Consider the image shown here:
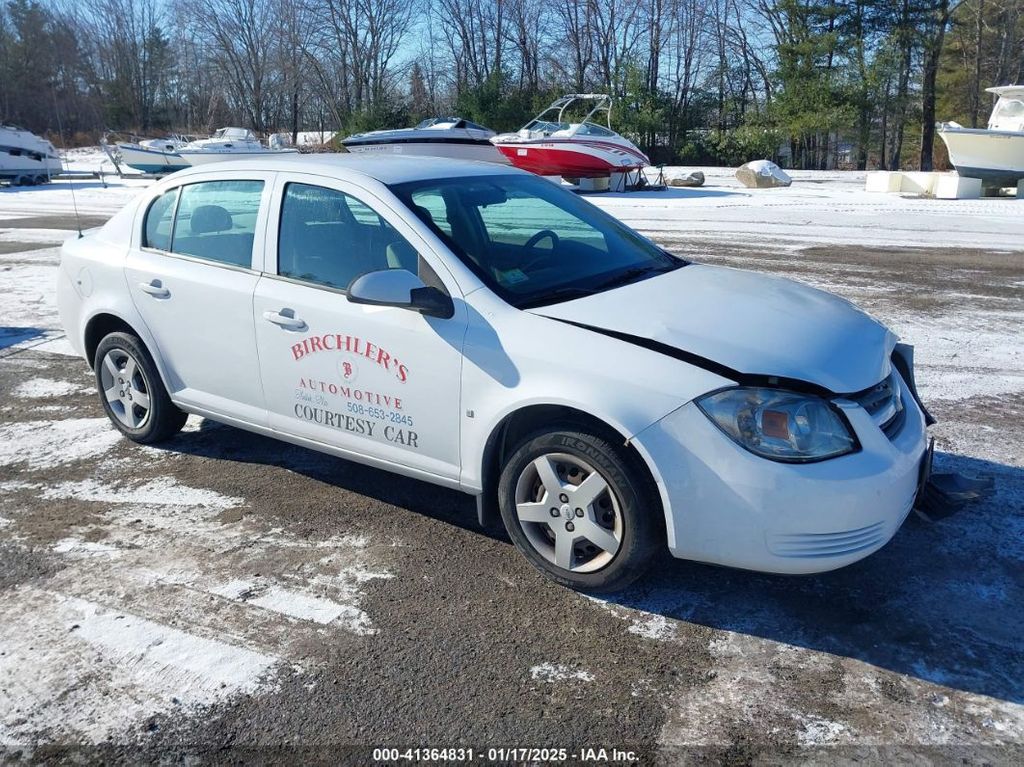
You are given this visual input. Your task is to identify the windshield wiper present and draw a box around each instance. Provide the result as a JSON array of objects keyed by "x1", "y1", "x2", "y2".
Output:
[
  {"x1": 517, "y1": 286, "x2": 598, "y2": 309},
  {"x1": 591, "y1": 263, "x2": 675, "y2": 292}
]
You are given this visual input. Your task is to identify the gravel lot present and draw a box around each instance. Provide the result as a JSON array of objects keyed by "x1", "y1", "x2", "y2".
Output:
[{"x1": 1, "y1": 172, "x2": 1022, "y2": 762}]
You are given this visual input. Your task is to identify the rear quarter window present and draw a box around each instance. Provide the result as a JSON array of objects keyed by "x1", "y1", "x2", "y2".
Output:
[{"x1": 143, "y1": 188, "x2": 179, "y2": 251}]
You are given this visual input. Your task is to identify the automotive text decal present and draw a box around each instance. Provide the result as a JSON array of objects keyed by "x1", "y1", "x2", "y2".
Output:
[{"x1": 290, "y1": 332, "x2": 418, "y2": 449}]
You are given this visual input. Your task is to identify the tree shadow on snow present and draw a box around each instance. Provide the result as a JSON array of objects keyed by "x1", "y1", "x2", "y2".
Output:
[
  {"x1": 152, "y1": 421, "x2": 1023, "y2": 704},
  {"x1": 0, "y1": 326, "x2": 45, "y2": 350}
]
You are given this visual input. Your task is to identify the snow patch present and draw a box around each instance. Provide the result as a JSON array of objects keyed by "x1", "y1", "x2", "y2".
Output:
[
  {"x1": 13, "y1": 377, "x2": 80, "y2": 398},
  {"x1": 627, "y1": 613, "x2": 677, "y2": 641},
  {"x1": 0, "y1": 228, "x2": 74, "y2": 244},
  {"x1": 585, "y1": 594, "x2": 680, "y2": 641},
  {"x1": 31, "y1": 336, "x2": 79, "y2": 357},
  {"x1": 0, "y1": 587, "x2": 277, "y2": 743},
  {"x1": 530, "y1": 663, "x2": 595, "y2": 683},
  {"x1": 52, "y1": 538, "x2": 121, "y2": 558},
  {"x1": 795, "y1": 714, "x2": 850, "y2": 745},
  {"x1": 209, "y1": 579, "x2": 368, "y2": 629},
  {"x1": 40, "y1": 476, "x2": 244, "y2": 510},
  {"x1": 0, "y1": 418, "x2": 121, "y2": 469}
]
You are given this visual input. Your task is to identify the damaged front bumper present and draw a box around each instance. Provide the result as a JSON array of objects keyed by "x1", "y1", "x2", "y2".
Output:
[
  {"x1": 636, "y1": 342, "x2": 993, "y2": 574},
  {"x1": 895, "y1": 344, "x2": 995, "y2": 522}
]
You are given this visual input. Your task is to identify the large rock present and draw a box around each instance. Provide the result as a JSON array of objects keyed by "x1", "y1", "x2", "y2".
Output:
[
  {"x1": 666, "y1": 170, "x2": 705, "y2": 188},
  {"x1": 735, "y1": 160, "x2": 792, "y2": 189}
]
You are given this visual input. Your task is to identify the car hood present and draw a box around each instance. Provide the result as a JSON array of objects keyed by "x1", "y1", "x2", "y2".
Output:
[{"x1": 529, "y1": 263, "x2": 896, "y2": 394}]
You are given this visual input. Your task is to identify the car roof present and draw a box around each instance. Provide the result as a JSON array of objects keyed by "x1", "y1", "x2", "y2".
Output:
[{"x1": 166, "y1": 153, "x2": 524, "y2": 185}]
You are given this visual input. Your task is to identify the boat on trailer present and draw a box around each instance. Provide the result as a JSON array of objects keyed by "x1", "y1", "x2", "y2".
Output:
[
  {"x1": 115, "y1": 127, "x2": 296, "y2": 174},
  {"x1": 0, "y1": 126, "x2": 63, "y2": 185},
  {"x1": 342, "y1": 117, "x2": 509, "y2": 164},
  {"x1": 938, "y1": 85, "x2": 1024, "y2": 188},
  {"x1": 490, "y1": 94, "x2": 649, "y2": 179}
]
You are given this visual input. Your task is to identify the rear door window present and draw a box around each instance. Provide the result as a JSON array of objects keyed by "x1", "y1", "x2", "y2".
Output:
[{"x1": 170, "y1": 180, "x2": 264, "y2": 268}]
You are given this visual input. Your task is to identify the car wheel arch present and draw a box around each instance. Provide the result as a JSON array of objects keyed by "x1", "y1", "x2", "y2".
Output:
[
  {"x1": 476, "y1": 403, "x2": 664, "y2": 536},
  {"x1": 84, "y1": 312, "x2": 140, "y2": 368}
]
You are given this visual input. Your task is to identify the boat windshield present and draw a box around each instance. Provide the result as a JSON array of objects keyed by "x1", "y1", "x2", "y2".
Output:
[
  {"x1": 575, "y1": 122, "x2": 616, "y2": 137},
  {"x1": 390, "y1": 174, "x2": 684, "y2": 309},
  {"x1": 992, "y1": 98, "x2": 1024, "y2": 122},
  {"x1": 525, "y1": 120, "x2": 570, "y2": 135},
  {"x1": 415, "y1": 118, "x2": 460, "y2": 130}
]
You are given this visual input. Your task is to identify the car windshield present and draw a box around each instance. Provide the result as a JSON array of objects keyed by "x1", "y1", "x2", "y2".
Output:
[{"x1": 389, "y1": 174, "x2": 685, "y2": 309}]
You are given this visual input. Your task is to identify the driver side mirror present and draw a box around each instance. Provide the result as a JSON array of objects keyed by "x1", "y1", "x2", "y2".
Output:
[{"x1": 347, "y1": 269, "x2": 455, "y2": 319}]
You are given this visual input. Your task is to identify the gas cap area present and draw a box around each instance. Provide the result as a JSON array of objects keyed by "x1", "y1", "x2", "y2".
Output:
[{"x1": 75, "y1": 267, "x2": 94, "y2": 297}]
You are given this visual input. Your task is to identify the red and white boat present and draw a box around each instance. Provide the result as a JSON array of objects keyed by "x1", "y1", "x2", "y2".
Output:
[{"x1": 490, "y1": 94, "x2": 649, "y2": 178}]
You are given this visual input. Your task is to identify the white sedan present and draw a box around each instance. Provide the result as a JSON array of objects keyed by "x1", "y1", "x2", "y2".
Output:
[{"x1": 58, "y1": 155, "x2": 932, "y2": 591}]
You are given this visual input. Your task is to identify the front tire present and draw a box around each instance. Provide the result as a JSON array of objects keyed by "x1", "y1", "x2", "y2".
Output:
[
  {"x1": 94, "y1": 331, "x2": 186, "y2": 443},
  {"x1": 498, "y1": 427, "x2": 661, "y2": 592}
]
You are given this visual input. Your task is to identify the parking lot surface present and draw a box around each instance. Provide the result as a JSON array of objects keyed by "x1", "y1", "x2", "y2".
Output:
[{"x1": 1, "y1": 176, "x2": 1022, "y2": 761}]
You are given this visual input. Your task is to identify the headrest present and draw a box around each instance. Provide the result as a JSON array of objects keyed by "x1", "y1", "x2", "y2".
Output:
[
  {"x1": 190, "y1": 205, "x2": 233, "y2": 235},
  {"x1": 386, "y1": 240, "x2": 418, "y2": 271}
]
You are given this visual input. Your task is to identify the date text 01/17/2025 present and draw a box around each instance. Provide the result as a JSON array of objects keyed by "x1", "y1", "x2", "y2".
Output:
[{"x1": 370, "y1": 746, "x2": 639, "y2": 762}]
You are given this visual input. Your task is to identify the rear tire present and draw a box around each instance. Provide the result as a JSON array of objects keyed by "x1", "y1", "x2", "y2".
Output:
[
  {"x1": 498, "y1": 426, "x2": 661, "y2": 593},
  {"x1": 94, "y1": 331, "x2": 187, "y2": 443}
]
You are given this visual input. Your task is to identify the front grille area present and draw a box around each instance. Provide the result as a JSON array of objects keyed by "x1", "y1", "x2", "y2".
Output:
[
  {"x1": 768, "y1": 521, "x2": 887, "y2": 558},
  {"x1": 847, "y1": 372, "x2": 904, "y2": 437}
]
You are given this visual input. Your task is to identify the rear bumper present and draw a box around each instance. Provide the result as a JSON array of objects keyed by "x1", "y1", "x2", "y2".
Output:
[{"x1": 634, "y1": 372, "x2": 928, "y2": 574}]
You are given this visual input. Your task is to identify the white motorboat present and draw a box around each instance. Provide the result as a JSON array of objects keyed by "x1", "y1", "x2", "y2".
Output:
[
  {"x1": 176, "y1": 127, "x2": 297, "y2": 166},
  {"x1": 342, "y1": 117, "x2": 509, "y2": 164},
  {"x1": 115, "y1": 128, "x2": 295, "y2": 173},
  {"x1": 114, "y1": 135, "x2": 191, "y2": 174},
  {"x1": 0, "y1": 125, "x2": 63, "y2": 185},
  {"x1": 490, "y1": 94, "x2": 649, "y2": 178},
  {"x1": 938, "y1": 85, "x2": 1024, "y2": 187}
]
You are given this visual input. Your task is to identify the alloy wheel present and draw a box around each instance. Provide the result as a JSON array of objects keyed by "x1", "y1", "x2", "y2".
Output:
[
  {"x1": 99, "y1": 348, "x2": 152, "y2": 429},
  {"x1": 513, "y1": 452, "x2": 623, "y2": 573}
]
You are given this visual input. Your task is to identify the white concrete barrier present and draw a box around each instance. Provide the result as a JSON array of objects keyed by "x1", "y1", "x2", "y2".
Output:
[
  {"x1": 865, "y1": 171, "x2": 902, "y2": 193},
  {"x1": 865, "y1": 171, "x2": 982, "y2": 199}
]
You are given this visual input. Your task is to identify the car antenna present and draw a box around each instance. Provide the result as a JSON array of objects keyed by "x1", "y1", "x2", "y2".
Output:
[{"x1": 51, "y1": 87, "x2": 82, "y2": 238}]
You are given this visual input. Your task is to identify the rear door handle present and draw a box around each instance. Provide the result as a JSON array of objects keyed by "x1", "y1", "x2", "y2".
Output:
[
  {"x1": 262, "y1": 310, "x2": 306, "y2": 331},
  {"x1": 138, "y1": 280, "x2": 170, "y2": 298}
]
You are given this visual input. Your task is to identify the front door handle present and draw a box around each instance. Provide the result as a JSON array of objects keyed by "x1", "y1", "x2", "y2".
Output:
[
  {"x1": 138, "y1": 280, "x2": 170, "y2": 298},
  {"x1": 262, "y1": 310, "x2": 306, "y2": 331}
]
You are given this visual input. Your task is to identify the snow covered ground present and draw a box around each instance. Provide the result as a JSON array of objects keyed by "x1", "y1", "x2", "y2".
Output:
[{"x1": 0, "y1": 158, "x2": 1022, "y2": 754}]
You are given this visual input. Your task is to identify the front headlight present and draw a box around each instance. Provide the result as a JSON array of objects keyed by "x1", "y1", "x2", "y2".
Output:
[{"x1": 696, "y1": 387, "x2": 857, "y2": 463}]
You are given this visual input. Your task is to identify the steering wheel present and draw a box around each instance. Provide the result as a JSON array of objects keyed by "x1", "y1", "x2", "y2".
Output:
[
  {"x1": 524, "y1": 229, "x2": 560, "y2": 251},
  {"x1": 516, "y1": 229, "x2": 560, "y2": 271}
]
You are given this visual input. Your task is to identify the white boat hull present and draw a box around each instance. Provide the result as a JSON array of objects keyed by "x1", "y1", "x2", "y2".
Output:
[
  {"x1": 344, "y1": 140, "x2": 509, "y2": 164},
  {"x1": 938, "y1": 127, "x2": 1024, "y2": 187},
  {"x1": 1, "y1": 127, "x2": 63, "y2": 181},
  {"x1": 116, "y1": 144, "x2": 189, "y2": 173},
  {"x1": 0, "y1": 153, "x2": 62, "y2": 180}
]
